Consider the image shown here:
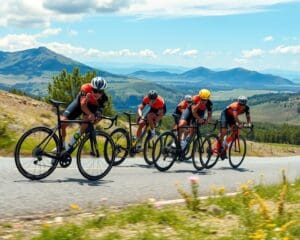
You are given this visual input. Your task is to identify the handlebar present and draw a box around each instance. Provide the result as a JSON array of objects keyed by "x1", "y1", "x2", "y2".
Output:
[{"x1": 100, "y1": 115, "x2": 118, "y2": 129}]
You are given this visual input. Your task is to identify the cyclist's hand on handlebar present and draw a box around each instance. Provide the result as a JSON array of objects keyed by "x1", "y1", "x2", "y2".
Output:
[
  {"x1": 197, "y1": 118, "x2": 206, "y2": 125},
  {"x1": 245, "y1": 122, "x2": 252, "y2": 128},
  {"x1": 87, "y1": 113, "x2": 96, "y2": 122}
]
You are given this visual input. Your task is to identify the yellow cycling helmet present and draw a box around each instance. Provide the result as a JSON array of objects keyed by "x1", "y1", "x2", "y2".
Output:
[{"x1": 198, "y1": 89, "x2": 211, "y2": 100}]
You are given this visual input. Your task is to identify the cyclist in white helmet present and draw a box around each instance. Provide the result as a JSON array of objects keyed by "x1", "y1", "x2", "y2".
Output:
[{"x1": 60, "y1": 76, "x2": 108, "y2": 150}]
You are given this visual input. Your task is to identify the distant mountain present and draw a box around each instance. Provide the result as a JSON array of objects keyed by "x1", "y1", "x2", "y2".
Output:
[
  {"x1": 0, "y1": 47, "x2": 181, "y2": 111},
  {"x1": 129, "y1": 67, "x2": 298, "y2": 91},
  {"x1": 0, "y1": 47, "x2": 116, "y2": 78}
]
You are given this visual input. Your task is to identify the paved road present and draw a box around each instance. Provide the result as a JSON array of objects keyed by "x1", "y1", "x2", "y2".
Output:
[{"x1": 0, "y1": 156, "x2": 299, "y2": 218}]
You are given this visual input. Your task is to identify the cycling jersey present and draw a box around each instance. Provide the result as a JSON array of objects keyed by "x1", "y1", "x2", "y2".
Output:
[
  {"x1": 220, "y1": 102, "x2": 250, "y2": 128},
  {"x1": 191, "y1": 95, "x2": 213, "y2": 112},
  {"x1": 175, "y1": 100, "x2": 190, "y2": 115},
  {"x1": 142, "y1": 95, "x2": 165, "y2": 109},
  {"x1": 225, "y1": 102, "x2": 249, "y2": 116},
  {"x1": 63, "y1": 83, "x2": 108, "y2": 119}
]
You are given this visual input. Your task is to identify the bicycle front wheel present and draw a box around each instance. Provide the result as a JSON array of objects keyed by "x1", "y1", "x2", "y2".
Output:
[
  {"x1": 191, "y1": 138, "x2": 205, "y2": 171},
  {"x1": 77, "y1": 131, "x2": 115, "y2": 180},
  {"x1": 110, "y1": 128, "x2": 130, "y2": 166},
  {"x1": 229, "y1": 136, "x2": 246, "y2": 168},
  {"x1": 201, "y1": 134, "x2": 219, "y2": 169},
  {"x1": 153, "y1": 131, "x2": 177, "y2": 172},
  {"x1": 14, "y1": 126, "x2": 60, "y2": 180},
  {"x1": 143, "y1": 132, "x2": 159, "y2": 165}
]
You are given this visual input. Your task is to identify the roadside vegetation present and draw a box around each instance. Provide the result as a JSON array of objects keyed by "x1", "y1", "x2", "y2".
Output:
[{"x1": 0, "y1": 171, "x2": 299, "y2": 240}]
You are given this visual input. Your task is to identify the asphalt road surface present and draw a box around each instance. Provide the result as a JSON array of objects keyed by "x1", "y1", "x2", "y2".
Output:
[{"x1": 0, "y1": 156, "x2": 299, "y2": 219}]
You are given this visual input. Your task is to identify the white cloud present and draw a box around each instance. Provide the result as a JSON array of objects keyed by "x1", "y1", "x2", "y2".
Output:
[
  {"x1": 0, "y1": 0, "x2": 296, "y2": 28},
  {"x1": 163, "y1": 48, "x2": 181, "y2": 55},
  {"x1": 0, "y1": 34, "x2": 38, "y2": 51},
  {"x1": 242, "y1": 48, "x2": 264, "y2": 58},
  {"x1": 182, "y1": 49, "x2": 199, "y2": 57},
  {"x1": 263, "y1": 35, "x2": 273, "y2": 42},
  {"x1": 270, "y1": 45, "x2": 300, "y2": 54}
]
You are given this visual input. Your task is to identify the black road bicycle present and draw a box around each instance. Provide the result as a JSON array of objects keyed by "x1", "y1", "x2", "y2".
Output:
[
  {"x1": 14, "y1": 99, "x2": 116, "y2": 181},
  {"x1": 110, "y1": 112, "x2": 160, "y2": 166},
  {"x1": 152, "y1": 120, "x2": 218, "y2": 172}
]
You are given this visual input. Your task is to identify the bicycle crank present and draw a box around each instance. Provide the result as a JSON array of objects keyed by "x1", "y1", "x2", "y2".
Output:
[{"x1": 59, "y1": 153, "x2": 72, "y2": 168}]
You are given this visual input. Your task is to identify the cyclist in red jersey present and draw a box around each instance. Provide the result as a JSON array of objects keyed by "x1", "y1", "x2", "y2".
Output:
[
  {"x1": 173, "y1": 95, "x2": 192, "y2": 126},
  {"x1": 136, "y1": 90, "x2": 166, "y2": 145},
  {"x1": 218, "y1": 96, "x2": 252, "y2": 158},
  {"x1": 177, "y1": 89, "x2": 213, "y2": 149},
  {"x1": 60, "y1": 76, "x2": 108, "y2": 150}
]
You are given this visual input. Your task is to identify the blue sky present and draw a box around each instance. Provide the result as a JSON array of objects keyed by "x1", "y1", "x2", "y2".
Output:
[{"x1": 0, "y1": 0, "x2": 300, "y2": 71}]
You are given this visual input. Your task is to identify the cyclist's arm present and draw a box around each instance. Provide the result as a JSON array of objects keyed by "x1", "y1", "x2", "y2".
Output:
[
  {"x1": 191, "y1": 104, "x2": 203, "y2": 122},
  {"x1": 206, "y1": 110, "x2": 212, "y2": 123},
  {"x1": 80, "y1": 95, "x2": 93, "y2": 115},
  {"x1": 232, "y1": 110, "x2": 242, "y2": 125},
  {"x1": 137, "y1": 103, "x2": 145, "y2": 118}
]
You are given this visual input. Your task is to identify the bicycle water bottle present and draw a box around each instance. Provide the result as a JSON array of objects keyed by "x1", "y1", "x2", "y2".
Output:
[{"x1": 66, "y1": 131, "x2": 81, "y2": 151}]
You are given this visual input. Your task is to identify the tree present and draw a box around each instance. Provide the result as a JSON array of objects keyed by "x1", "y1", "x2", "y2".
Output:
[{"x1": 47, "y1": 68, "x2": 114, "y2": 115}]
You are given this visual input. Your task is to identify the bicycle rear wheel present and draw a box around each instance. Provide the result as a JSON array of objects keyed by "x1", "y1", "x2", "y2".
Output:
[
  {"x1": 229, "y1": 136, "x2": 246, "y2": 168},
  {"x1": 200, "y1": 134, "x2": 219, "y2": 169},
  {"x1": 77, "y1": 131, "x2": 115, "y2": 180},
  {"x1": 14, "y1": 126, "x2": 60, "y2": 180},
  {"x1": 110, "y1": 128, "x2": 130, "y2": 166},
  {"x1": 143, "y1": 132, "x2": 159, "y2": 165},
  {"x1": 153, "y1": 131, "x2": 177, "y2": 172}
]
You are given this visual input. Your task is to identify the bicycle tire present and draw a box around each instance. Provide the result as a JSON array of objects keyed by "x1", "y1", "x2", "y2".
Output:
[
  {"x1": 191, "y1": 137, "x2": 205, "y2": 171},
  {"x1": 14, "y1": 126, "x2": 60, "y2": 180},
  {"x1": 229, "y1": 135, "x2": 246, "y2": 169},
  {"x1": 153, "y1": 131, "x2": 177, "y2": 172},
  {"x1": 201, "y1": 134, "x2": 219, "y2": 169},
  {"x1": 110, "y1": 128, "x2": 130, "y2": 166},
  {"x1": 77, "y1": 131, "x2": 115, "y2": 180},
  {"x1": 143, "y1": 132, "x2": 159, "y2": 166}
]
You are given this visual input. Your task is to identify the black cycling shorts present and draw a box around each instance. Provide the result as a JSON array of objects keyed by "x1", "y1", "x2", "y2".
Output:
[
  {"x1": 220, "y1": 110, "x2": 235, "y2": 129},
  {"x1": 180, "y1": 108, "x2": 205, "y2": 125},
  {"x1": 63, "y1": 96, "x2": 98, "y2": 120}
]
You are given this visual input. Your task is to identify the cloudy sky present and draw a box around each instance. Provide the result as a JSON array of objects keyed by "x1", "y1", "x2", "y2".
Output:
[{"x1": 0, "y1": 0, "x2": 299, "y2": 71}]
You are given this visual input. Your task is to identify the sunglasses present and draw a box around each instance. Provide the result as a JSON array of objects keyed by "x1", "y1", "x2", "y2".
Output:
[{"x1": 92, "y1": 89, "x2": 104, "y2": 94}]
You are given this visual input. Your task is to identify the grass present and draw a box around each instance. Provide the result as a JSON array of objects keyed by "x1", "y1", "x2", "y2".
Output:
[{"x1": 1, "y1": 172, "x2": 299, "y2": 240}]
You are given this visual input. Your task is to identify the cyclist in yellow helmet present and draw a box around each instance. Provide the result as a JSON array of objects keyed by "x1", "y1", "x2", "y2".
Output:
[{"x1": 177, "y1": 89, "x2": 213, "y2": 149}]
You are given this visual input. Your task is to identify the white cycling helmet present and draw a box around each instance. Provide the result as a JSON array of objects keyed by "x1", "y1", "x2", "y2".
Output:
[
  {"x1": 184, "y1": 95, "x2": 192, "y2": 103},
  {"x1": 91, "y1": 76, "x2": 107, "y2": 90},
  {"x1": 238, "y1": 96, "x2": 247, "y2": 105}
]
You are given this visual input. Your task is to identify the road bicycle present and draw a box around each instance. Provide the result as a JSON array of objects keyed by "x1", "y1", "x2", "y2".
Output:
[
  {"x1": 152, "y1": 119, "x2": 218, "y2": 172},
  {"x1": 203, "y1": 122, "x2": 254, "y2": 169},
  {"x1": 109, "y1": 112, "x2": 161, "y2": 166},
  {"x1": 14, "y1": 99, "x2": 116, "y2": 181}
]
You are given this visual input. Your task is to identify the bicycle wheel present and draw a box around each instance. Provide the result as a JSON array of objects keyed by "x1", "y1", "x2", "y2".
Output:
[
  {"x1": 77, "y1": 131, "x2": 115, "y2": 180},
  {"x1": 201, "y1": 134, "x2": 219, "y2": 169},
  {"x1": 229, "y1": 136, "x2": 246, "y2": 168},
  {"x1": 110, "y1": 128, "x2": 130, "y2": 166},
  {"x1": 14, "y1": 126, "x2": 60, "y2": 180},
  {"x1": 183, "y1": 140, "x2": 193, "y2": 161},
  {"x1": 143, "y1": 132, "x2": 159, "y2": 165},
  {"x1": 153, "y1": 131, "x2": 177, "y2": 172},
  {"x1": 191, "y1": 138, "x2": 205, "y2": 171}
]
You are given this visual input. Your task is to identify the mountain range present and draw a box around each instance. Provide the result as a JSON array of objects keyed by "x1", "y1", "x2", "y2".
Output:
[{"x1": 0, "y1": 46, "x2": 299, "y2": 111}]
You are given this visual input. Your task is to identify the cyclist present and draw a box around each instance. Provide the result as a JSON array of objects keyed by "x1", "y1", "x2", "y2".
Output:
[
  {"x1": 177, "y1": 89, "x2": 213, "y2": 149},
  {"x1": 136, "y1": 90, "x2": 166, "y2": 148},
  {"x1": 60, "y1": 76, "x2": 108, "y2": 150},
  {"x1": 217, "y1": 95, "x2": 252, "y2": 159},
  {"x1": 173, "y1": 95, "x2": 193, "y2": 124}
]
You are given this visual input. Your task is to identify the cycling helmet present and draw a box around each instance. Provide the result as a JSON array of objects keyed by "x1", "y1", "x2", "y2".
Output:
[
  {"x1": 238, "y1": 96, "x2": 247, "y2": 105},
  {"x1": 184, "y1": 95, "x2": 192, "y2": 103},
  {"x1": 91, "y1": 76, "x2": 107, "y2": 90},
  {"x1": 148, "y1": 90, "x2": 158, "y2": 100},
  {"x1": 198, "y1": 89, "x2": 211, "y2": 100}
]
